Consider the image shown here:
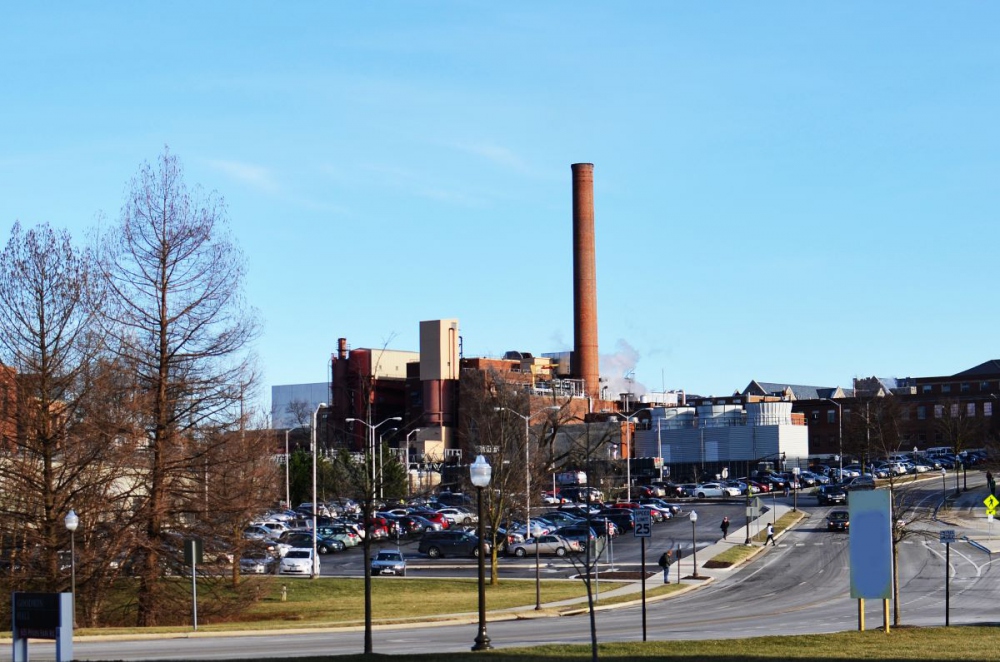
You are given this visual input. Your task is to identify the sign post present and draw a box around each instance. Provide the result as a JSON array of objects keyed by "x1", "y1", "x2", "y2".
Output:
[
  {"x1": 984, "y1": 495, "x2": 997, "y2": 541},
  {"x1": 940, "y1": 529, "x2": 956, "y2": 626},
  {"x1": 634, "y1": 508, "x2": 652, "y2": 642},
  {"x1": 185, "y1": 538, "x2": 203, "y2": 631},
  {"x1": 12, "y1": 592, "x2": 73, "y2": 662}
]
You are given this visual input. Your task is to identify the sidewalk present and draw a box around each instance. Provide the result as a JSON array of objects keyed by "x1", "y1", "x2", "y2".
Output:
[{"x1": 935, "y1": 473, "x2": 1000, "y2": 553}]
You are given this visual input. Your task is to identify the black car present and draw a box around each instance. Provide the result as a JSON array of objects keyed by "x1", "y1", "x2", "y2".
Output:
[
  {"x1": 827, "y1": 510, "x2": 850, "y2": 531},
  {"x1": 417, "y1": 530, "x2": 488, "y2": 558},
  {"x1": 595, "y1": 509, "x2": 634, "y2": 532},
  {"x1": 276, "y1": 531, "x2": 345, "y2": 555},
  {"x1": 816, "y1": 485, "x2": 847, "y2": 506}
]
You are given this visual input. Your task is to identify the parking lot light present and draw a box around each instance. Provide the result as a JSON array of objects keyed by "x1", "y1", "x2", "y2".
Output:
[{"x1": 470, "y1": 455, "x2": 493, "y2": 651}]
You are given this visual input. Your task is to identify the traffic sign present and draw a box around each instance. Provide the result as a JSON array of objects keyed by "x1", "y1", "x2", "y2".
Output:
[
  {"x1": 985, "y1": 495, "x2": 998, "y2": 510},
  {"x1": 634, "y1": 509, "x2": 652, "y2": 538},
  {"x1": 940, "y1": 530, "x2": 956, "y2": 544}
]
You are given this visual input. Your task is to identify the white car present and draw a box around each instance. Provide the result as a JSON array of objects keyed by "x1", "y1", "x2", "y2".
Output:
[
  {"x1": 279, "y1": 548, "x2": 314, "y2": 575},
  {"x1": 694, "y1": 482, "x2": 741, "y2": 498},
  {"x1": 436, "y1": 507, "x2": 476, "y2": 525}
]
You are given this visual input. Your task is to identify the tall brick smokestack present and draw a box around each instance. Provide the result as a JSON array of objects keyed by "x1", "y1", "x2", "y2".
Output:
[{"x1": 572, "y1": 163, "x2": 600, "y2": 400}]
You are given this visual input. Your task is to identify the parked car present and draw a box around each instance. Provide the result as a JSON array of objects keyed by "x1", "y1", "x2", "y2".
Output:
[
  {"x1": 417, "y1": 531, "x2": 488, "y2": 558},
  {"x1": 541, "y1": 491, "x2": 569, "y2": 505},
  {"x1": 693, "y1": 482, "x2": 741, "y2": 498},
  {"x1": 541, "y1": 510, "x2": 586, "y2": 528},
  {"x1": 637, "y1": 498, "x2": 681, "y2": 515},
  {"x1": 397, "y1": 515, "x2": 443, "y2": 535},
  {"x1": 240, "y1": 549, "x2": 278, "y2": 575},
  {"x1": 316, "y1": 525, "x2": 361, "y2": 547},
  {"x1": 370, "y1": 549, "x2": 407, "y2": 576},
  {"x1": 556, "y1": 524, "x2": 599, "y2": 544},
  {"x1": 827, "y1": 510, "x2": 850, "y2": 532},
  {"x1": 609, "y1": 502, "x2": 664, "y2": 522},
  {"x1": 409, "y1": 510, "x2": 451, "y2": 529},
  {"x1": 816, "y1": 485, "x2": 847, "y2": 506},
  {"x1": 278, "y1": 548, "x2": 314, "y2": 574},
  {"x1": 276, "y1": 531, "x2": 345, "y2": 556},
  {"x1": 436, "y1": 507, "x2": 477, "y2": 525},
  {"x1": 510, "y1": 534, "x2": 581, "y2": 557}
]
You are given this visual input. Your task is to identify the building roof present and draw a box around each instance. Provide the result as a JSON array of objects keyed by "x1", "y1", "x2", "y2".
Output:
[
  {"x1": 952, "y1": 360, "x2": 1000, "y2": 377},
  {"x1": 742, "y1": 380, "x2": 850, "y2": 401}
]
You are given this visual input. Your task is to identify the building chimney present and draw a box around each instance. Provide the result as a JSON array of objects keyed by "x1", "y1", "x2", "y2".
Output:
[{"x1": 571, "y1": 163, "x2": 600, "y2": 401}]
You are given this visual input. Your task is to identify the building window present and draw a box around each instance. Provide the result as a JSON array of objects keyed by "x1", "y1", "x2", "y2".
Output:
[
  {"x1": 827, "y1": 410, "x2": 836, "y2": 424},
  {"x1": 934, "y1": 405, "x2": 944, "y2": 419},
  {"x1": 811, "y1": 410, "x2": 819, "y2": 421},
  {"x1": 981, "y1": 381, "x2": 991, "y2": 391},
  {"x1": 942, "y1": 384, "x2": 952, "y2": 393},
  {"x1": 951, "y1": 403, "x2": 959, "y2": 417},
  {"x1": 844, "y1": 408, "x2": 851, "y2": 422},
  {"x1": 961, "y1": 383, "x2": 970, "y2": 393},
  {"x1": 922, "y1": 385, "x2": 933, "y2": 394},
  {"x1": 986, "y1": 402, "x2": 993, "y2": 417},
  {"x1": 967, "y1": 402, "x2": 976, "y2": 417},
  {"x1": 901, "y1": 406, "x2": 910, "y2": 420},
  {"x1": 917, "y1": 406, "x2": 926, "y2": 420}
]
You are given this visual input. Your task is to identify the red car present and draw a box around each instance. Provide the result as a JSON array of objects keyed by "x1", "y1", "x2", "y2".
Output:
[{"x1": 410, "y1": 510, "x2": 450, "y2": 529}]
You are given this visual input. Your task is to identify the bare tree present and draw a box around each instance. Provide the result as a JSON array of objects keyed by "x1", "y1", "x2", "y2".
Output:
[
  {"x1": 459, "y1": 367, "x2": 537, "y2": 585},
  {"x1": 93, "y1": 148, "x2": 260, "y2": 626},
  {"x1": 853, "y1": 395, "x2": 940, "y2": 626},
  {"x1": 0, "y1": 223, "x2": 96, "y2": 576}
]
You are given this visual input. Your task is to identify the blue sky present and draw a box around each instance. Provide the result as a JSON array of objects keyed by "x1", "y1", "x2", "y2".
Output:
[{"x1": 3, "y1": 3, "x2": 998, "y2": 411}]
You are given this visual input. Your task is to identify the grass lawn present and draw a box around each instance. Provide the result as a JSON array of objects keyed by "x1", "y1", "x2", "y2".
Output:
[
  {"x1": 131, "y1": 626, "x2": 1000, "y2": 661},
  {"x1": 72, "y1": 577, "x2": 648, "y2": 635}
]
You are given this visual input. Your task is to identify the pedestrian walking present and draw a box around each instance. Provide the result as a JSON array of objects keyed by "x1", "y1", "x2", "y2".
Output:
[
  {"x1": 720, "y1": 516, "x2": 730, "y2": 540},
  {"x1": 766, "y1": 523, "x2": 776, "y2": 546}
]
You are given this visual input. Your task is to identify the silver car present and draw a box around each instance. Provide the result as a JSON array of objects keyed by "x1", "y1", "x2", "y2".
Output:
[{"x1": 370, "y1": 549, "x2": 407, "y2": 576}]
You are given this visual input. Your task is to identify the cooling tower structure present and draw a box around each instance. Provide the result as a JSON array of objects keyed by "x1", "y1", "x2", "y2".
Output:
[{"x1": 571, "y1": 163, "x2": 600, "y2": 401}]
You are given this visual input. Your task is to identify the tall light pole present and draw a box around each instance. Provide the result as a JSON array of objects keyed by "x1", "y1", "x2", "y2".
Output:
[
  {"x1": 689, "y1": 509, "x2": 702, "y2": 579},
  {"x1": 612, "y1": 408, "x2": 655, "y2": 502},
  {"x1": 470, "y1": 455, "x2": 493, "y2": 651},
  {"x1": 826, "y1": 399, "x2": 843, "y2": 482},
  {"x1": 495, "y1": 405, "x2": 557, "y2": 610},
  {"x1": 940, "y1": 467, "x2": 947, "y2": 508},
  {"x1": 378, "y1": 428, "x2": 398, "y2": 500},
  {"x1": 311, "y1": 403, "x2": 327, "y2": 579},
  {"x1": 406, "y1": 428, "x2": 422, "y2": 494},
  {"x1": 284, "y1": 425, "x2": 308, "y2": 510},
  {"x1": 64, "y1": 509, "x2": 78, "y2": 626},
  {"x1": 346, "y1": 416, "x2": 403, "y2": 502},
  {"x1": 284, "y1": 428, "x2": 293, "y2": 510}
]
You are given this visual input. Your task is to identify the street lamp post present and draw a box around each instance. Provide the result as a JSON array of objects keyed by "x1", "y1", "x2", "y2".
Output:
[
  {"x1": 284, "y1": 428, "x2": 292, "y2": 510},
  {"x1": 470, "y1": 455, "x2": 493, "y2": 652},
  {"x1": 311, "y1": 403, "x2": 327, "y2": 579},
  {"x1": 612, "y1": 408, "x2": 655, "y2": 503},
  {"x1": 792, "y1": 467, "x2": 799, "y2": 512},
  {"x1": 378, "y1": 428, "x2": 398, "y2": 500},
  {"x1": 940, "y1": 468, "x2": 947, "y2": 509},
  {"x1": 283, "y1": 425, "x2": 308, "y2": 510},
  {"x1": 826, "y1": 399, "x2": 843, "y2": 481},
  {"x1": 64, "y1": 509, "x2": 78, "y2": 626},
  {"x1": 495, "y1": 405, "x2": 557, "y2": 610},
  {"x1": 405, "y1": 428, "x2": 422, "y2": 494},
  {"x1": 346, "y1": 416, "x2": 403, "y2": 500},
  {"x1": 689, "y1": 510, "x2": 702, "y2": 579}
]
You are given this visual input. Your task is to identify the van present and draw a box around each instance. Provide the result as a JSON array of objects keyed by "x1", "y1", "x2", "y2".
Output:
[{"x1": 925, "y1": 446, "x2": 954, "y2": 457}]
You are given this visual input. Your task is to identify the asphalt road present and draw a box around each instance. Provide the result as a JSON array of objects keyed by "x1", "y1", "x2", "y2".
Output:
[{"x1": 28, "y1": 478, "x2": 997, "y2": 660}]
